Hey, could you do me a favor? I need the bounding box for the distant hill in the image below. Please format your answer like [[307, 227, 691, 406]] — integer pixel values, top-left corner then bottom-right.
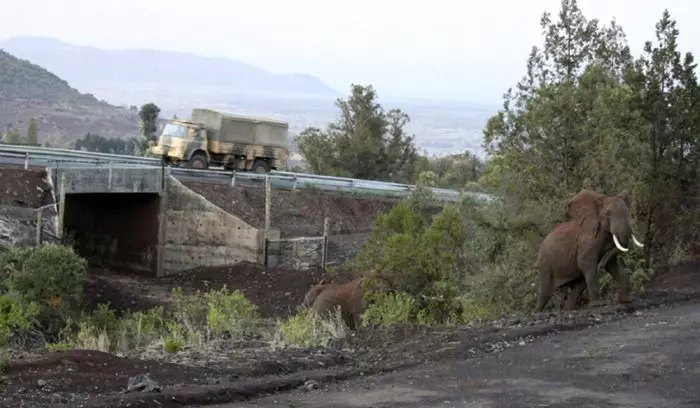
[[0, 49, 139, 144], [0, 36, 339, 98]]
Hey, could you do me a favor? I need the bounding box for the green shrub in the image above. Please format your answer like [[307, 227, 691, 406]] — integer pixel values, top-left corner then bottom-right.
[[116, 306, 166, 349], [162, 336, 182, 353], [0, 247, 33, 282], [204, 286, 260, 337], [275, 307, 348, 348], [5, 245, 87, 335], [362, 291, 415, 326], [0, 294, 37, 347], [356, 202, 467, 324]]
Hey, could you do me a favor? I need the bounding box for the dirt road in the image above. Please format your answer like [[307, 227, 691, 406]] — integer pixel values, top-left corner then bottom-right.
[[220, 301, 700, 408]]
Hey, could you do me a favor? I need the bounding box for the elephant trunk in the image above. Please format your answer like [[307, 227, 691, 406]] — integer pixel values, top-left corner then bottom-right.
[[610, 218, 644, 252], [610, 219, 632, 252]]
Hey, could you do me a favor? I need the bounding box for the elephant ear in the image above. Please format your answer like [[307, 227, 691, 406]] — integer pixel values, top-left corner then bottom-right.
[[616, 191, 631, 207], [566, 189, 605, 219]]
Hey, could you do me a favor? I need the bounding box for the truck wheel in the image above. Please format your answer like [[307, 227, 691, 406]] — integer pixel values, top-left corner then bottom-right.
[[189, 153, 208, 169], [251, 160, 269, 174]]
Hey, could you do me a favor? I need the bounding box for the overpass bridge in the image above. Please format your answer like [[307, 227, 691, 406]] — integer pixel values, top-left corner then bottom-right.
[[52, 165, 262, 277]]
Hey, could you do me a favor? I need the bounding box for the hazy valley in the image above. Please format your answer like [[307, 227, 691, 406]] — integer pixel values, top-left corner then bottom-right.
[[0, 36, 497, 157]]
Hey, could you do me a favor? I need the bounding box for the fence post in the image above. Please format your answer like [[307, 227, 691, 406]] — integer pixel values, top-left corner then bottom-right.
[[262, 175, 271, 265], [35, 207, 42, 246], [108, 161, 113, 191], [321, 217, 330, 269], [231, 171, 236, 187]]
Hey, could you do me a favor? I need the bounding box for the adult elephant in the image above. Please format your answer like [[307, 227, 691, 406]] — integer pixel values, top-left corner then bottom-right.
[[535, 189, 645, 312]]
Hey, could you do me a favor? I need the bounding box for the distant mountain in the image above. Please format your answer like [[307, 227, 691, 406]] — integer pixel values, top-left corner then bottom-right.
[[0, 36, 339, 98], [0, 49, 103, 106], [0, 49, 139, 144]]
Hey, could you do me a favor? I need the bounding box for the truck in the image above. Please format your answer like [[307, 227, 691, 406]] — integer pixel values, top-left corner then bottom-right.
[[148, 108, 289, 173]]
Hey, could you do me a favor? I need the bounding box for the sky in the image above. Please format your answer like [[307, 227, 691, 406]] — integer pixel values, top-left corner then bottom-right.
[[1, 0, 699, 104]]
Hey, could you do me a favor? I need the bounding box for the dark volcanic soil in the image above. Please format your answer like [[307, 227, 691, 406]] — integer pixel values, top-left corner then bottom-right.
[[0, 165, 53, 208], [7, 260, 700, 408], [82, 261, 357, 318]]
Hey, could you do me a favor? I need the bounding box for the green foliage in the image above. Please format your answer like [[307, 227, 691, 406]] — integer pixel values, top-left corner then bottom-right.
[[3, 245, 87, 335], [137, 102, 161, 156], [0, 50, 102, 105], [361, 291, 415, 326], [412, 152, 485, 190], [295, 84, 418, 183], [480, 0, 700, 279], [138, 102, 161, 140], [0, 295, 37, 347], [26, 118, 38, 145], [204, 286, 260, 337], [73, 132, 139, 155], [356, 199, 468, 324], [2, 128, 24, 145], [162, 336, 182, 354], [275, 307, 348, 348]]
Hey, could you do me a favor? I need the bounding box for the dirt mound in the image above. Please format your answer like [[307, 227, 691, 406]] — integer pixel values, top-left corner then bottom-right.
[[82, 262, 358, 319], [157, 261, 355, 318], [645, 259, 700, 291], [183, 182, 400, 237], [0, 165, 53, 208], [0, 349, 217, 407]]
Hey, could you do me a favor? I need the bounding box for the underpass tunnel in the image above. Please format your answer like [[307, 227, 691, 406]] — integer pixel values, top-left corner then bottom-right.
[[62, 193, 161, 275]]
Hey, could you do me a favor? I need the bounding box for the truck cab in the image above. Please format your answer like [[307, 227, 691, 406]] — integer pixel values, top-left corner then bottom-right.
[[149, 108, 289, 172], [148, 119, 210, 169]]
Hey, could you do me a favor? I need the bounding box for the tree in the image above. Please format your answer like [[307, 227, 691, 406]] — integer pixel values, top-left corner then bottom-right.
[[481, 0, 634, 204], [3, 127, 23, 145], [294, 84, 418, 182], [412, 151, 485, 190], [623, 10, 700, 271], [137, 102, 161, 156], [138, 102, 161, 141], [26, 117, 38, 145], [479, 0, 700, 277]]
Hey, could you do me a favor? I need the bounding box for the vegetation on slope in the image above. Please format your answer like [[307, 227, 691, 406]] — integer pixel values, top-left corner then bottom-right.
[[0, 50, 104, 106]]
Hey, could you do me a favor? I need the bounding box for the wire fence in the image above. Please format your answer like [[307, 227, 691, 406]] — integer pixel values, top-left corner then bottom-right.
[[0, 203, 60, 250]]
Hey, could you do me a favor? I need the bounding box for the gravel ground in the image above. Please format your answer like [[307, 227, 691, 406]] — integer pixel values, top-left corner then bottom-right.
[[214, 296, 700, 408], [2, 259, 699, 407]]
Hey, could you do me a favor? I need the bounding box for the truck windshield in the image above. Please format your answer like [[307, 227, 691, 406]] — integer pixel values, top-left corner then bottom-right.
[[161, 123, 188, 138]]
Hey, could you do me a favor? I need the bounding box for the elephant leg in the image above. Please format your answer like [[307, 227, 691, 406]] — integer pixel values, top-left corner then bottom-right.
[[606, 256, 632, 304], [535, 267, 555, 312], [563, 278, 586, 311], [580, 258, 604, 308]]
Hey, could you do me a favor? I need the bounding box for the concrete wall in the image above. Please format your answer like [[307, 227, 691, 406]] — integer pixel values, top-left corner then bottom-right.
[[160, 176, 262, 275], [57, 166, 165, 195], [265, 236, 325, 270]]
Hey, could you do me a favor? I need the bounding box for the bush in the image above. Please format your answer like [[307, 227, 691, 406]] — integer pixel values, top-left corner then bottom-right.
[[4, 245, 87, 335], [361, 291, 415, 326], [0, 294, 38, 347], [275, 307, 348, 348], [355, 200, 467, 324], [204, 286, 260, 338]]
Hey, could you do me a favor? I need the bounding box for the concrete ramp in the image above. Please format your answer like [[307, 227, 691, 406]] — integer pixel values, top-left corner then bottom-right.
[[160, 176, 262, 276]]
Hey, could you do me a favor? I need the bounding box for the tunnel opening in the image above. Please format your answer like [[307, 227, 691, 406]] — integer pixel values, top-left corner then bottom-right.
[[62, 193, 161, 276]]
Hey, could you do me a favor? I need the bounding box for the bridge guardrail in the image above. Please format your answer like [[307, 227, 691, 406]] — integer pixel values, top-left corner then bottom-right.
[[0, 144, 494, 203]]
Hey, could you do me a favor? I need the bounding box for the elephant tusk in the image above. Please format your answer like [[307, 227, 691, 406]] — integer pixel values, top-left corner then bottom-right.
[[613, 234, 629, 252], [632, 234, 644, 248]]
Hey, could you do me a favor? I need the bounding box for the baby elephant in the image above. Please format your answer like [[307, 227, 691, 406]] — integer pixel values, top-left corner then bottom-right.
[[302, 277, 366, 331]]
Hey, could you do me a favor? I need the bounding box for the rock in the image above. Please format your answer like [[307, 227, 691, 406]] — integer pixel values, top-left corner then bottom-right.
[[126, 374, 161, 393], [303, 379, 319, 391]]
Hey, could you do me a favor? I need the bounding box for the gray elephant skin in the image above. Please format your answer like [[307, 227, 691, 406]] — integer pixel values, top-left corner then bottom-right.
[[535, 189, 644, 312]]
